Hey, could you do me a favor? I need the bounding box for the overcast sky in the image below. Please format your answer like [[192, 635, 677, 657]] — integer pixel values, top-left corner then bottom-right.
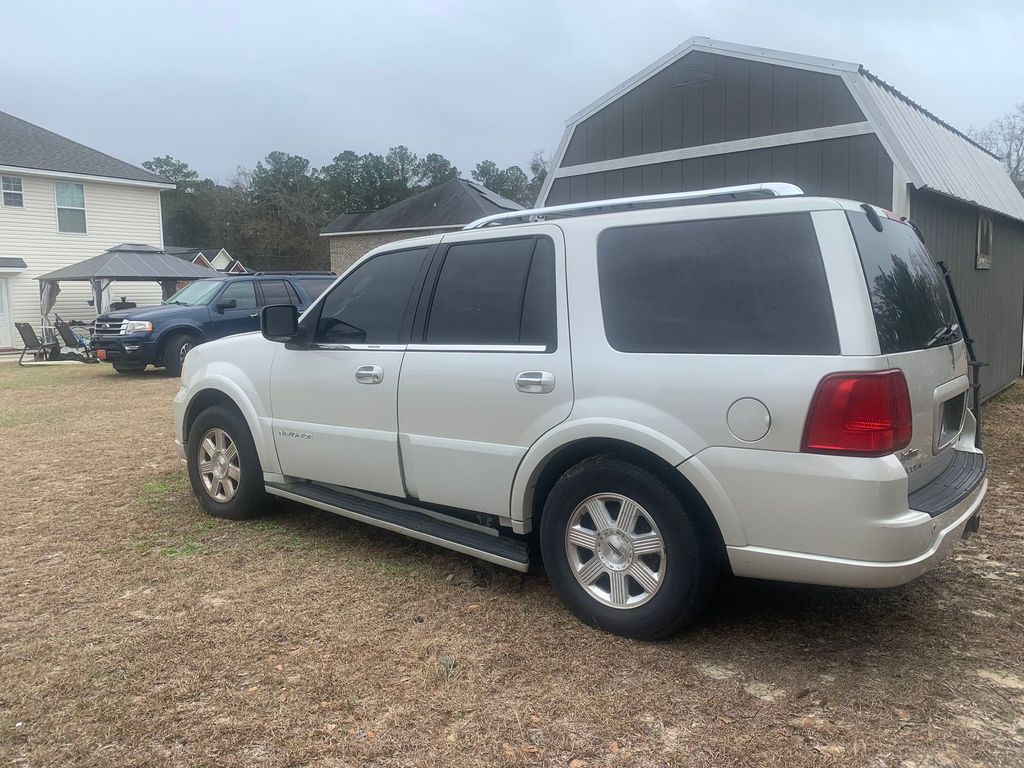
[[4, 0, 1022, 182]]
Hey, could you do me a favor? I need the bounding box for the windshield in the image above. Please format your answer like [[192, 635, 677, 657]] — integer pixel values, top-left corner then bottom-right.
[[846, 211, 962, 354], [164, 279, 223, 307]]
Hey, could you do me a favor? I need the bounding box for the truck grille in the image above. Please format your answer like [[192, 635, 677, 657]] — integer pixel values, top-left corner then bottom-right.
[[93, 318, 125, 335]]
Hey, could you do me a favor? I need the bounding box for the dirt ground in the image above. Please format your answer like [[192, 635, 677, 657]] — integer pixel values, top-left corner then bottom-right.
[[0, 364, 1021, 768]]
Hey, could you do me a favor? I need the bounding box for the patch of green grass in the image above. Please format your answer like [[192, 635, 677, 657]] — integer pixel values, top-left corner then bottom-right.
[[141, 474, 188, 510], [158, 542, 205, 558], [247, 520, 282, 532], [0, 363, 101, 391], [0, 409, 62, 428]]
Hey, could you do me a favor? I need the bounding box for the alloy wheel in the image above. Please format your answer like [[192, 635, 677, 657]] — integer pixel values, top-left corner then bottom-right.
[[197, 427, 240, 502], [565, 492, 667, 609]]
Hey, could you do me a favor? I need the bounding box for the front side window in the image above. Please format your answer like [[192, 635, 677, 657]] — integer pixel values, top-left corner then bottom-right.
[[55, 182, 86, 233], [425, 237, 556, 347], [598, 213, 839, 355], [315, 247, 428, 344], [219, 280, 257, 309], [2, 176, 23, 207]]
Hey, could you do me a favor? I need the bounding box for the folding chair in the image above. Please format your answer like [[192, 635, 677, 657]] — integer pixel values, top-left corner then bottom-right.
[[53, 314, 93, 357], [15, 323, 59, 365]]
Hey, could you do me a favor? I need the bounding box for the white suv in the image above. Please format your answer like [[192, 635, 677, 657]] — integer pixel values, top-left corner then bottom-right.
[[174, 183, 987, 639]]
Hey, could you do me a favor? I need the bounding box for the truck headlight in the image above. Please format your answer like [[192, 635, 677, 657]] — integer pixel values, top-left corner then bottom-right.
[[121, 320, 153, 334]]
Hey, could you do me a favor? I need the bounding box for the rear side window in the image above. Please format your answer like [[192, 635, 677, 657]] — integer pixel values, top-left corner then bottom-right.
[[846, 212, 960, 354], [259, 279, 300, 305], [316, 248, 428, 344], [425, 237, 556, 348], [597, 213, 839, 354], [297, 277, 335, 301]]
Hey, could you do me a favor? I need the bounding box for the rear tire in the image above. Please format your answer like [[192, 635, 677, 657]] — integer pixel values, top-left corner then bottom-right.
[[539, 456, 720, 640], [163, 333, 195, 377], [112, 363, 146, 374], [186, 404, 270, 520]]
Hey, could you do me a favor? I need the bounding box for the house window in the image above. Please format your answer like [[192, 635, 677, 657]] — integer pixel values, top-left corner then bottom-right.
[[976, 213, 993, 269], [55, 181, 87, 233], [2, 176, 23, 207]]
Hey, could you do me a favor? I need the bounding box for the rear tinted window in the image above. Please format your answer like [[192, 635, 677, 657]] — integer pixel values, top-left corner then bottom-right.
[[426, 237, 554, 347], [259, 279, 300, 305], [846, 212, 960, 354], [597, 213, 839, 354], [297, 277, 335, 301]]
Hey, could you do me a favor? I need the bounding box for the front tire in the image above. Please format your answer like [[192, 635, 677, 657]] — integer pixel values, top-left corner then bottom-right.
[[162, 333, 195, 377], [186, 404, 270, 520], [540, 456, 720, 639]]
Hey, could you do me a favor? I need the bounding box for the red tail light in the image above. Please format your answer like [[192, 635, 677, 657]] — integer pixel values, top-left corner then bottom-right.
[[802, 370, 912, 457]]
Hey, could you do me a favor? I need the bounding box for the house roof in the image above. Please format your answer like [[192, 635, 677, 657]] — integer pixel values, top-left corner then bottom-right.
[[321, 178, 523, 236], [38, 244, 220, 281], [0, 110, 171, 186], [549, 37, 1024, 223]]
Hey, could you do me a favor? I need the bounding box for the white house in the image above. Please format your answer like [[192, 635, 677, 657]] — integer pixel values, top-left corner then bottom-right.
[[0, 109, 174, 349]]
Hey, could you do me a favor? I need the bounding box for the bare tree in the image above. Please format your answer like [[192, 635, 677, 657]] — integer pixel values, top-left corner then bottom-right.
[[970, 104, 1024, 195]]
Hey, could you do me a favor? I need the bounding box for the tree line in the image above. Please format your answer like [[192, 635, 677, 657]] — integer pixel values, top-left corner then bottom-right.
[[143, 148, 549, 271]]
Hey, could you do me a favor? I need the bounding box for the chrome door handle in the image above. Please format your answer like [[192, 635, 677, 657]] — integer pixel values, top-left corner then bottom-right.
[[355, 365, 384, 385], [515, 370, 555, 394], [249, 313, 258, 318]]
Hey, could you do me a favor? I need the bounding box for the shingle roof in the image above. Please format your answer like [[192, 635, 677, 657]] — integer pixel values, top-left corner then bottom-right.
[[38, 244, 220, 281], [0, 110, 170, 185], [321, 178, 522, 235]]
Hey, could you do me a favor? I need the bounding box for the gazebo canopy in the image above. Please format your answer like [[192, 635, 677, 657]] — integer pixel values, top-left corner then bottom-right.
[[38, 244, 220, 316]]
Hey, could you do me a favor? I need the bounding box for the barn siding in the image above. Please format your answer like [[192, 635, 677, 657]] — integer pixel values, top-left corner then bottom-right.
[[561, 52, 863, 167], [910, 190, 1024, 400], [547, 134, 893, 209]]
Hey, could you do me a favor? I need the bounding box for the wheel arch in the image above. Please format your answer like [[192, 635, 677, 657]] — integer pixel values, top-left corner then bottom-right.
[[513, 427, 742, 553], [158, 325, 205, 360]]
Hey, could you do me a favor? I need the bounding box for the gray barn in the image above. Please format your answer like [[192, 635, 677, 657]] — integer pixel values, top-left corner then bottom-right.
[[539, 38, 1024, 399]]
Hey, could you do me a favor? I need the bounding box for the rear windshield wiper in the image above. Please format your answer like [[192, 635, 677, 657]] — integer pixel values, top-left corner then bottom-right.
[[926, 323, 959, 348]]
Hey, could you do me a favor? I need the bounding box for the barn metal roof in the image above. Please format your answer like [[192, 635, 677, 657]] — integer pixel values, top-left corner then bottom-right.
[[549, 38, 1024, 223]]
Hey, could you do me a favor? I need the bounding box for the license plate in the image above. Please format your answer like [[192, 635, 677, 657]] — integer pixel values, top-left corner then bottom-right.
[[96, 349, 106, 360]]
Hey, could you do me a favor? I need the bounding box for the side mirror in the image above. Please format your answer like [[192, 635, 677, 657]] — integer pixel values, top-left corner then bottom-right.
[[215, 298, 237, 313], [261, 304, 299, 343]]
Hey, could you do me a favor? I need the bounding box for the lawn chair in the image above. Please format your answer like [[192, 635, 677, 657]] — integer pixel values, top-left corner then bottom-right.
[[53, 314, 93, 358], [15, 322, 59, 365]]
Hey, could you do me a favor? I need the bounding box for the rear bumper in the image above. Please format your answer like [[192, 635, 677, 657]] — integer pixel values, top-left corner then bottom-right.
[[91, 336, 158, 364], [726, 475, 986, 588]]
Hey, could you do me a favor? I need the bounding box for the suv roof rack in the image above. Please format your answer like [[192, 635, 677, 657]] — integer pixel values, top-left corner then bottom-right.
[[463, 182, 804, 230], [251, 271, 336, 276]]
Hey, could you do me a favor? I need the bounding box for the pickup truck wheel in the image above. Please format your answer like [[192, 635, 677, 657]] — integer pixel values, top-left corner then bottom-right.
[[162, 333, 195, 377], [186, 405, 270, 520], [539, 456, 719, 640]]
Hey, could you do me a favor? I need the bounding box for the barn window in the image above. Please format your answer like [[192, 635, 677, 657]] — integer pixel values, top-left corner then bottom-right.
[[976, 213, 993, 269]]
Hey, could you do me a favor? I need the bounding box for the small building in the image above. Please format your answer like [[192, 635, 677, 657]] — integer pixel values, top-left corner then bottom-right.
[[320, 178, 522, 274], [539, 38, 1024, 399], [0, 109, 173, 347], [165, 246, 247, 274]]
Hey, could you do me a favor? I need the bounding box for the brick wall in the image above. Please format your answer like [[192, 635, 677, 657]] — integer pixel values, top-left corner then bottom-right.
[[327, 229, 453, 274]]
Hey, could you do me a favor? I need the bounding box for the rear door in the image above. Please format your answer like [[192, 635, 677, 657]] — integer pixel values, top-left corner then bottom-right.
[[846, 210, 970, 489], [397, 226, 572, 517]]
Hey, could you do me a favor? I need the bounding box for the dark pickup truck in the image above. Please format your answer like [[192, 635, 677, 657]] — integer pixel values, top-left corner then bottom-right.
[[91, 272, 335, 375]]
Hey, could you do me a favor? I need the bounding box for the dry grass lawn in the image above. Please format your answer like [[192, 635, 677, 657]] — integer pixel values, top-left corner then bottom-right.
[[1, 364, 1022, 767]]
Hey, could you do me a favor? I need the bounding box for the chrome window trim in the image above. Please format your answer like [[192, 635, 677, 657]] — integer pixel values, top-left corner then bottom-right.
[[311, 343, 408, 351], [406, 344, 549, 353]]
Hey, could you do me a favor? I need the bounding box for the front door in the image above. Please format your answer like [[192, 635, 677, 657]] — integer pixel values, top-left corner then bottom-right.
[[210, 280, 260, 338], [397, 228, 573, 518], [0, 277, 11, 348], [270, 246, 431, 496]]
